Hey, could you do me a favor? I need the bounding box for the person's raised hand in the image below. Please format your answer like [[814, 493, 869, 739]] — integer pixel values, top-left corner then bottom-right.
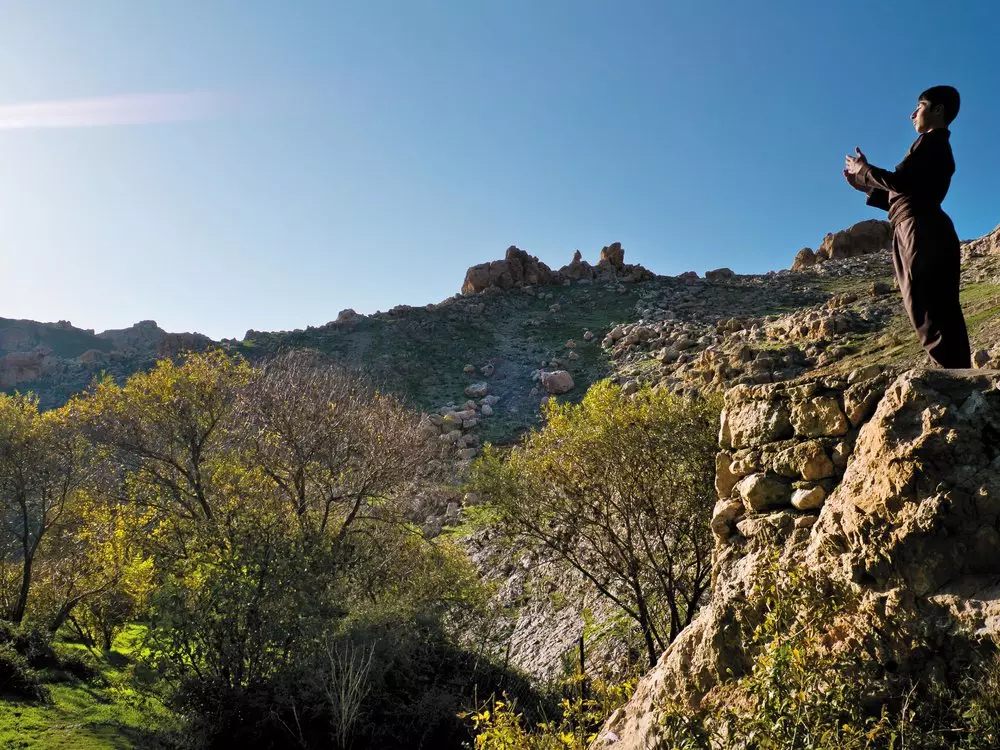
[[844, 146, 868, 175]]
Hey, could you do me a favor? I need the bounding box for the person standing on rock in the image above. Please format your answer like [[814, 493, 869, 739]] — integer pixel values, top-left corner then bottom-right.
[[843, 85, 971, 369]]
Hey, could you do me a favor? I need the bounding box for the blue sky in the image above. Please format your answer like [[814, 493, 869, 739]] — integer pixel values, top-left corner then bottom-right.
[[1, 1, 998, 340]]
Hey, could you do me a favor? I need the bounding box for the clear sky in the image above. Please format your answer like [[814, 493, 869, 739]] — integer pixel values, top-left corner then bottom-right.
[[1, 1, 998, 340]]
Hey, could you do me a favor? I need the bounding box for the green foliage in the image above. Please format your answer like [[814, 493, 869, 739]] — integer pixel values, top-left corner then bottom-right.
[[654, 561, 1000, 750], [462, 672, 637, 749], [472, 380, 721, 668], [0, 642, 47, 701]]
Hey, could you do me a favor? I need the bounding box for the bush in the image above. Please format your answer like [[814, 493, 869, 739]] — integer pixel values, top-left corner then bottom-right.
[[0, 643, 48, 701], [654, 562, 1000, 750], [463, 672, 637, 750]]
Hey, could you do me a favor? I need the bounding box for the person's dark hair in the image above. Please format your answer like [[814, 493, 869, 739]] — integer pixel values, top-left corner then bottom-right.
[[919, 85, 960, 124]]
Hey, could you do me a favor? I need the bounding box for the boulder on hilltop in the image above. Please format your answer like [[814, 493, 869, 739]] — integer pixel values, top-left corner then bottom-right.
[[792, 219, 892, 271], [462, 246, 561, 295], [461, 243, 655, 295]]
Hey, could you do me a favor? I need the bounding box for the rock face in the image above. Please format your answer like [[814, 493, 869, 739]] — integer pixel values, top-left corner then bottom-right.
[[462, 246, 562, 295], [597, 368, 1000, 749], [462, 243, 656, 295], [792, 220, 892, 271], [704, 268, 735, 282], [541, 370, 574, 394], [961, 223, 1000, 260]]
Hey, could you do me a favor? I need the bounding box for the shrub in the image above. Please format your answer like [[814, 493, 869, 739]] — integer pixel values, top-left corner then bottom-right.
[[654, 561, 1000, 750], [0, 643, 48, 701]]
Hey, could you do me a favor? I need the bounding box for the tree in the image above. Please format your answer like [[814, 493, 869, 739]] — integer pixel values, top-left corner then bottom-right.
[[0, 395, 85, 623], [471, 381, 720, 669], [234, 350, 433, 540]]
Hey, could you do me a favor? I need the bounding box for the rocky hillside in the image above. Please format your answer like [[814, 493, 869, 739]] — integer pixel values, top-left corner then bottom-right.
[[0, 318, 212, 408], [9, 223, 1000, 439], [6, 222, 1000, 688], [599, 365, 1000, 748]]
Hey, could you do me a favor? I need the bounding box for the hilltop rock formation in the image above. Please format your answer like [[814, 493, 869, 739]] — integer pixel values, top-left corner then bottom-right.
[[461, 243, 654, 295], [792, 219, 893, 271], [461, 246, 562, 294], [562, 242, 655, 284], [597, 367, 1000, 748], [962, 222, 1000, 260]]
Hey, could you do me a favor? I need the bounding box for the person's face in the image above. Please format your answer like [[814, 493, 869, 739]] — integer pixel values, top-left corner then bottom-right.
[[911, 98, 944, 133]]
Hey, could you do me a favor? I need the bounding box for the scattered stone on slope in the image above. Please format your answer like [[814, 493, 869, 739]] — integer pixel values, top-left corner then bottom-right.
[[541, 370, 575, 394]]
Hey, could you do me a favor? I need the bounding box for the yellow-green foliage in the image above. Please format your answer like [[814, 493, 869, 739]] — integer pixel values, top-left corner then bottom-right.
[[656, 561, 1000, 750], [472, 381, 721, 668], [463, 673, 636, 750]]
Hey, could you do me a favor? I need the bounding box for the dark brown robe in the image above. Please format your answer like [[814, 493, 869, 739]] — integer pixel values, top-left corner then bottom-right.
[[846, 128, 971, 368]]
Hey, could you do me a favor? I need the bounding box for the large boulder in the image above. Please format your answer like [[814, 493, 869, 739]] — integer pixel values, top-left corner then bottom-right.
[[540, 370, 574, 394], [961, 223, 1000, 260], [462, 246, 561, 294], [705, 267, 735, 282], [560, 250, 596, 280], [815, 219, 892, 261], [791, 247, 817, 271]]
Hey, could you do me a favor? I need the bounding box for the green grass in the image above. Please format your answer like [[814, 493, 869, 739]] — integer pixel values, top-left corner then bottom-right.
[[0, 626, 180, 750]]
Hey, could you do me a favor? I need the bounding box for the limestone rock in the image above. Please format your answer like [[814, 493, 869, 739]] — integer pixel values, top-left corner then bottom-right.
[[791, 485, 826, 510], [705, 268, 735, 282], [791, 247, 817, 271], [736, 473, 791, 512], [461, 246, 561, 294], [541, 370, 574, 394], [815, 219, 892, 262], [711, 499, 744, 539], [715, 452, 739, 498], [719, 400, 793, 449], [790, 396, 848, 437], [600, 370, 1000, 750], [464, 382, 489, 398], [772, 440, 835, 480]]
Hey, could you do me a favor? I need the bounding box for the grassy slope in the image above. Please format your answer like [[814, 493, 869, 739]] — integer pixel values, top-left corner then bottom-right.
[[0, 627, 178, 750]]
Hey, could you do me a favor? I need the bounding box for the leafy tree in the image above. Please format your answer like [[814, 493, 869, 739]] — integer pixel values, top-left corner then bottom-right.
[[0, 394, 86, 623], [472, 381, 720, 668]]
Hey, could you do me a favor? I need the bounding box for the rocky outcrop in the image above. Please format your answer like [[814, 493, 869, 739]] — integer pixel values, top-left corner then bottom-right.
[[705, 268, 735, 282], [791, 247, 817, 271], [97, 320, 211, 353], [792, 220, 892, 272], [558, 243, 654, 284], [462, 246, 562, 295], [461, 243, 656, 295], [962, 223, 1000, 260], [0, 349, 54, 389], [599, 368, 1000, 748]]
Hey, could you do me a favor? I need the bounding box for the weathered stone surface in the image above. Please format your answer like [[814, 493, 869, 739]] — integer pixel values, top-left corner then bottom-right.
[[791, 247, 817, 271], [719, 400, 792, 448], [711, 499, 744, 539], [705, 267, 735, 282], [815, 219, 892, 261], [461, 246, 562, 294], [790, 396, 849, 437], [843, 379, 885, 427], [596, 370, 1000, 750], [791, 485, 826, 510], [464, 382, 489, 398], [715, 452, 739, 498], [736, 473, 791, 512], [541, 370, 574, 394], [772, 440, 835, 480]]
